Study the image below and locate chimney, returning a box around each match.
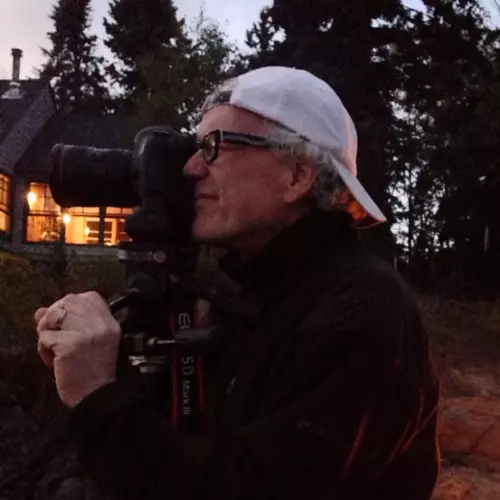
[11,48,22,81]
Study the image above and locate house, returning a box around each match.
[0,48,138,258]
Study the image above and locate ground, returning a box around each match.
[421,295,500,499]
[1,292,500,499]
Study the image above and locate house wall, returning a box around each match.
[11,177,25,249]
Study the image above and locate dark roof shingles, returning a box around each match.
[15,113,136,178]
[0,79,47,142]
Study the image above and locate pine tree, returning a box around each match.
[112,9,238,131]
[40,0,109,114]
[393,0,500,282]
[245,0,500,283]
[245,0,409,261]
[103,0,184,109]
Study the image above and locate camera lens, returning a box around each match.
[49,144,139,208]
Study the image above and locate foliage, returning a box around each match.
[0,253,59,348]
[244,0,411,260]
[39,0,110,114]
[244,0,500,286]
[0,250,124,420]
[0,249,124,349]
[130,11,239,131]
[65,257,125,299]
[103,0,185,112]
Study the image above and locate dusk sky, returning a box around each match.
[0,0,270,79]
[0,0,497,80]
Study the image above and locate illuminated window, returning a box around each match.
[65,207,101,245]
[103,207,134,246]
[25,182,135,246]
[26,183,61,242]
[0,173,12,233]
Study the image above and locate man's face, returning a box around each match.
[183,105,310,251]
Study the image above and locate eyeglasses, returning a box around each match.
[197,129,280,165]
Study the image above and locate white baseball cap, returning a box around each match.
[202,66,387,228]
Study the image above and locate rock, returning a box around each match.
[442,369,500,399]
[436,394,500,499]
[433,467,500,500]
[440,397,500,463]
[433,467,472,500]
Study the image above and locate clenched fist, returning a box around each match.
[34,291,122,408]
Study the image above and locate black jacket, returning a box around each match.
[67,211,440,500]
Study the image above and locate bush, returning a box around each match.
[0,250,125,421]
[65,257,125,300]
[0,252,61,348]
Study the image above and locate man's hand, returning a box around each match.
[34,291,122,408]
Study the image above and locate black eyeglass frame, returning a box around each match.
[197,129,282,165]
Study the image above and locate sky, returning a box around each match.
[0,0,498,80]
[0,0,270,79]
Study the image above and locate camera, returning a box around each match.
[49,126,198,244]
[48,126,208,430]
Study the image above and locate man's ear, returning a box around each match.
[283,162,318,204]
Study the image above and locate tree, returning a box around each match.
[245,0,411,261]
[103,0,185,110]
[131,12,239,131]
[392,0,500,285]
[244,0,500,288]
[40,0,109,114]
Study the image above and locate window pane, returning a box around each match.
[26,183,63,243]
[106,207,135,216]
[0,211,11,233]
[117,219,130,243]
[27,183,60,214]
[85,220,100,245]
[68,206,100,216]
[103,221,113,246]
[101,217,131,246]
[26,215,61,242]
[0,174,11,213]
[104,207,133,246]
[65,215,99,245]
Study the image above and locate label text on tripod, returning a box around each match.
[178,313,191,329]
[182,356,196,416]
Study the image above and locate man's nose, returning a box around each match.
[183,153,209,179]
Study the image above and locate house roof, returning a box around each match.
[0,79,48,142]
[15,112,138,179]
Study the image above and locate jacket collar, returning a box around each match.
[219,211,359,308]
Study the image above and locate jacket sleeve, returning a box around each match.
[67,282,438,500]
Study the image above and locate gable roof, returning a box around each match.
[15,112,137,179]
[0,79,48,142]
[0,79,55,175]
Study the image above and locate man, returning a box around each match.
[34,66,440,500]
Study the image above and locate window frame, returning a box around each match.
[23,181,134,246]
[0,172,13,237]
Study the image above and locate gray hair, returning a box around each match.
[265,122,347,211]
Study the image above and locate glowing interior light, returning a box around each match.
[27,192,37,206]
[62,213,71,225]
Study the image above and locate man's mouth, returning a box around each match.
[195,192,217,201]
